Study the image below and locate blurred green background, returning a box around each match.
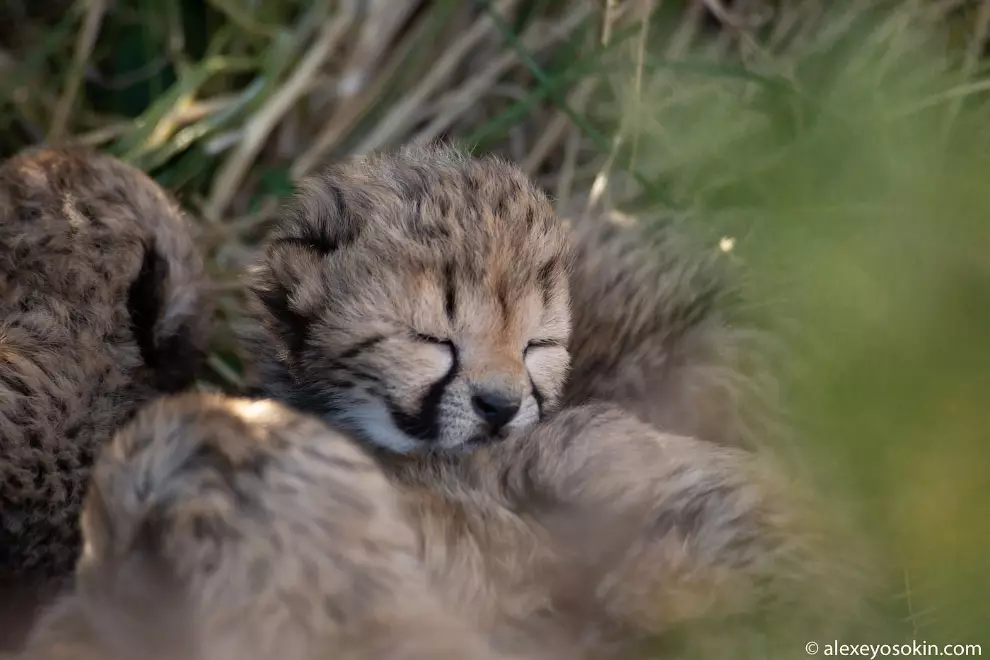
[1,0,987,656]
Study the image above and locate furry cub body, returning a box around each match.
[0,148,209,645]
[21,395,824,660]
[562,208,767,448]
[21,394,509,660]
[238,146,843,656]
[27,394,512,660]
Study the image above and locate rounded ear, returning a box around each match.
[126,240,208,393]
[244,176,362,360]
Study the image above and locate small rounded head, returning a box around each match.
[241,145,571,455]
[23,394,511,660]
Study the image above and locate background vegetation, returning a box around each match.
[1,0,987,657]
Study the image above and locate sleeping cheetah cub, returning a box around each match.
[240,145,569,454]
[240,145,852,653]
[0,147,209,646]
[20,394,513,660]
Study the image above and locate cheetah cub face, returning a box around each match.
[243,145,571,455]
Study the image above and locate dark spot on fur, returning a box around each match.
[129,503,168,557]
[273,180,361,256]
[666,283,719,334]
[652,482,733,540]
[388,341,459,442]
[2,373,30,398]
[180,442,266,515]
[190,515,214,543]
[16,206,40,223]
[537,260,557,308]
[494,195,508,219]
[396,169,427,203]
[126,241,202,392]
[271,225,356,256]
[500,450,548,511]
[78,201,98,223]
[461,170,481,195]
[529,374,545,419]
[437,195,451,216]
[323,594,347,624]
[25,431,42,451]
[416,222,452,243]
[524,206,535,231]
[443,261,457,322]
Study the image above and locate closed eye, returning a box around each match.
[525,338,563,354]
[414,332,454,347]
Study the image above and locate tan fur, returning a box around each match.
[19,397,841,660]
[235,146,853,656]
[0,147,210,645]
[383,403,838,659]
[20,394,514,660]
[562,206,771,449]
[239,144,571,454]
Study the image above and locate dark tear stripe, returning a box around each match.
[529,374,545,419]
[525,338,563,353]
[443,261,457,323]
[537,259,557,308]
[388,341,458,443]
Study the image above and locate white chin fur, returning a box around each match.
[331,396,540,455]
[506,394,541,434]
[331,399,421,454]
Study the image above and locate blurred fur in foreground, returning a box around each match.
[20,391,853,660]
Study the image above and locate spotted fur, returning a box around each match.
[0,147,210,645]
[20,394,514,660]
[562,206,772,449]
[236,146,857,656]
[240,144,571,454]
[381,402,847,659]
[20,396,846,660]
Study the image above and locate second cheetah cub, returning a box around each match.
[0,147,210,648]
[21,394,513,660]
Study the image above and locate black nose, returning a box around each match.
[471,389,521,430]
